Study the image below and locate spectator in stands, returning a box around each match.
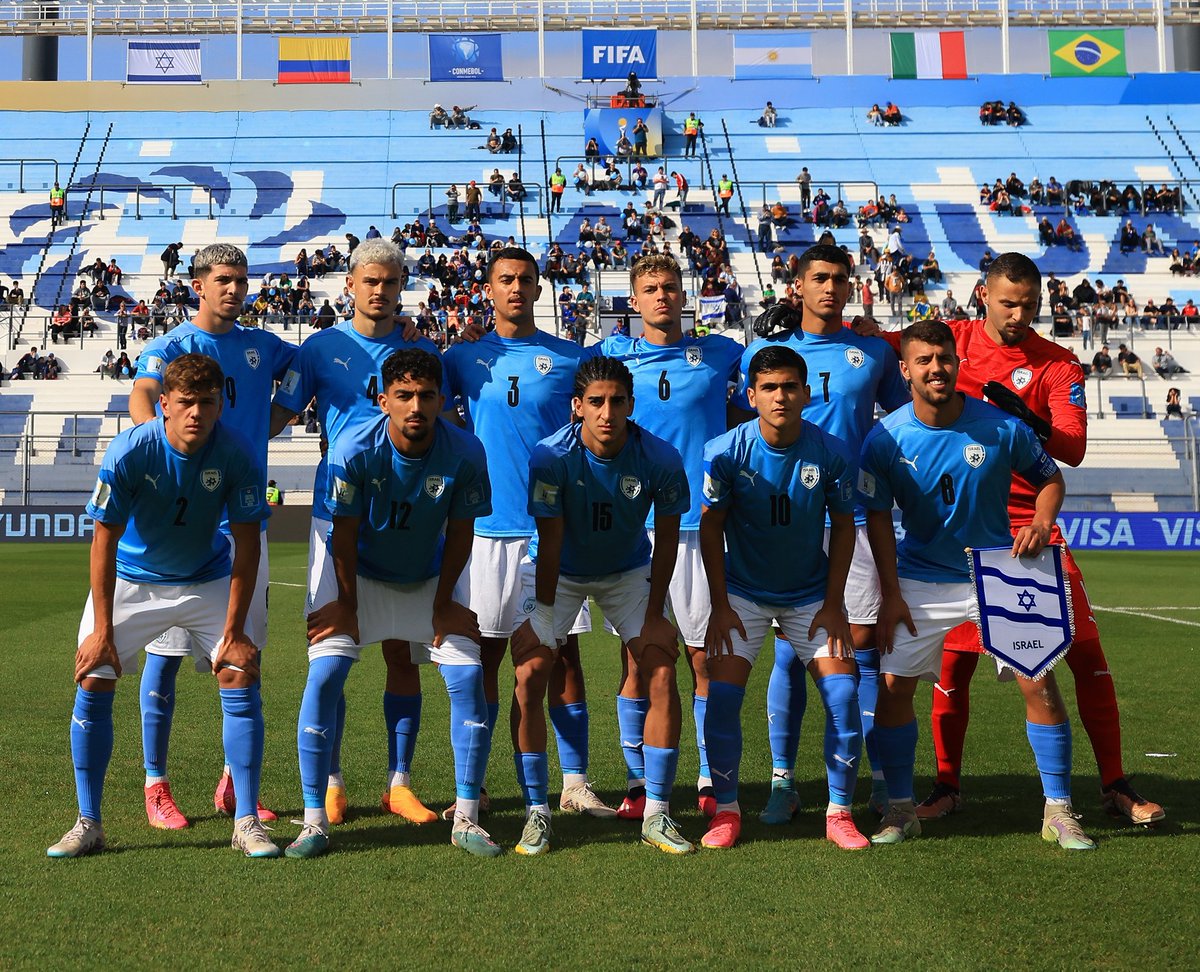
[50,304,71,344]
[90,280,110,312]
[867,103,883,126]
[500,128,518,153]
[445,184,460,223]
[9,347,36,379]
[886,224,904,258]
[1006,102,1024,126]
[1037,216,1057,247]
[86,257,106,284]
[313,298,336,330]
[1117,344,1144,377]
[633,118,649,157]
[1005,172,1026,197]
[758,102,777,128]
[49,181,65,227]
[992,187,1015,216]
[1055,218,1081,251]
[648,167,667,209]
[979,101,997,126]
[96,349,116,376]
[1141,223,1165,255]
[79,306,97,337]
[683,112,702,157]
[615,132,633,158]
[1046,176,1064,206]
[1119,220,1140,254]
[1153,347,1182,378]
[717,174,734,215]
[429,104,450,128]
[882,102,902,126]
[113,351,132,379]
[345,232,361,256]
[884,266,905,318]
[1027,177,1045,205]
[602,160,623,191]
[1091,344,1113,377]
[308,249,327,279]
[671,170,689,207]
[631,161,648,190]
[1072,277,1097,306]
[921,250,942,284]
[485,127,502,153]
[1140,299,1163,330]
[450,105,475,129]
[105,258,122,286]
[1121,184,1141,212]
[1166,387,1184,418]
[159,241,182,280]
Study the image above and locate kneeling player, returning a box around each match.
[49,354,276,859]
[859,321,1094,850]
[700,346,868,850]
[289,349,498,859]
[510,356,691,855]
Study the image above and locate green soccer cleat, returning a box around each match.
[285,823,330,859]
[452,818,503,858]
[514,809,552,856]
[641,812,695,855]
[759,780,801,825]
[1042,805,1097,851]
[871,805,921,845]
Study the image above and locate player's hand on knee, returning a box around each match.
[877,595,917,653]
[639,614,680,662]
[432,600,480,647]
[1010,524,1051,559]
[214,633,261,681]
[75,632,121,683]
[809,604,853,659]
[307,598,359,645]
[704,603,746,660]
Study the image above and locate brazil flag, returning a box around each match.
[1048,29,1127,76]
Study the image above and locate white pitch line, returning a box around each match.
[271,581,305,588]
[1093,605,1200,629]
[1094,605,1200,611]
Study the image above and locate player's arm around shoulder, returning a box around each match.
[1041,356,1088,467]
[129,337,177,423]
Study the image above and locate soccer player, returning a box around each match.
[701,346,868,850]
[510,356,691,854]
[270,238,444,826]
[129,243,295,828]
[908,253,1165,826]
[592,252,744,820]
[731,243,910,822]
[441,247,610,818]
[287,348,498,859]
[49,354,276,859]
[859,320,1094,850]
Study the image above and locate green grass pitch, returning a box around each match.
[1,545,1196,969]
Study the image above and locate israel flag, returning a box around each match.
[968,544,1074,680]
[127,41,202,84]
[699,295,726,327]
[733,33,813,80]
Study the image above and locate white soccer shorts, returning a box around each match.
[877,579,976,681]
[517,561,651,647]
[462,535,590,639]
[835,523,883,626]
[305,515,332,614]
[307,563,480,666]
[146,530,270,661]
[604,530,710,648]
[79,576,238,680]
[719,593,840,666]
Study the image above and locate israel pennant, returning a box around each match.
[968,544,1074,680]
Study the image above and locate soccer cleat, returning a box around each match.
[560,781,618,818]
[616,790,647,821]
[870,806,921,845]
[440,787,491,822]
[380,784,438,824]
[145,780,189,830]
[231,814,281,858]
[915,782,962,821]
[641,812,695,855]
[700,810,742,849]
[514,809,553,856]
[697,787,717,819]
[47,817,105,858]
[869,780,890,817]
[1042,805,1097,851]
[451,817,503,858]
[213,770,278,822]
[285,823,330,859]
[759,780,801,825]
[1101,778,1165,825]
[826,811,870,851]
[325,784,348,826]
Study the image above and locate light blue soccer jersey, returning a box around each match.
[86,418,268,585]
[443,330,582,537]
[134,322,297,474]
[527,421,689,579]
[326,415,491,584]
[590,333,743,531]
[857,397,1060,583]
[703,419,856,606]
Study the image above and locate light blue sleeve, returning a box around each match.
[701,438,735,510]
[528,445,566,519]
[448,441,493,520]
[856,432,895,511]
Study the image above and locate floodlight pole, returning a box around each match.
[236,0,243,81]
[387,0,393,79]
[85,0,93,82]
[690,0,698,77]
[537,0,545,79]
[1000,0,1010,75]
[1155,0,1167,72]
[844,0,853,74]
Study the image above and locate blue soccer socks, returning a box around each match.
[1027,720,1073,802]
[514,751,550,808]
[140,653,182,779]
[816,674,863,807]
[616,695,649,787]
[766,637,807,773]
[875,719,919,805]
[71,687,114,823]
[549,701,589,776]
[297,656,354,813]
[383,691,422,780]
[704,681,746,806]
[440,664,490,802]
[220,684,265,820]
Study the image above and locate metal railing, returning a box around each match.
[389,181,520,222]
[0,158,61,193]
[81,183,216,221]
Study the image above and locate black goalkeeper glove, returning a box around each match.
[982,381,1053,444]
[752,303,802,339]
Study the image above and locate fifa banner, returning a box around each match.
[733,33,813,80]
[429,33,504,82]
[278,37,351,84]
[0,507,96,543]
[968,544,1073,680]
[126,41,202,84]
[582,29,657,81]
[1048,29,1126,77]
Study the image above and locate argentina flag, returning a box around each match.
[127,41,202,84]
[968,544,1074,680]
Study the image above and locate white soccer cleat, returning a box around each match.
[231,814,281,858]
[559,780,618,818]
[48,816,106,858]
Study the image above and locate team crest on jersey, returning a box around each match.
[201,468,222,492]
[963,444,987,468]
[1011,367,1033,390]
[845,347,865,368]
[685,346,703,367]
[244,348,261,370]
[620,475,643,500]
[424,475,446,499]
[534,355,553,375]
[800,463,821,489]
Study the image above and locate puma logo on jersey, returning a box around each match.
[475,357,495,371]
[370,477,386,492]
[302,726,328,739]
[899,455,919,471]
[333,357,351,370]
[144,473,161,489]
[738,469,758,486]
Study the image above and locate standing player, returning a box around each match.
[701,346,868,850]
[287,349,498,859]
[906,253,1164,826]
[49,355,277,858]
[129,243,295,828]
[859,321,1094,850]
[731,243,910,822]
[270,239,443,826]
[591,253,744,819]
[441,248,611,818]
[510,357,691,855]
